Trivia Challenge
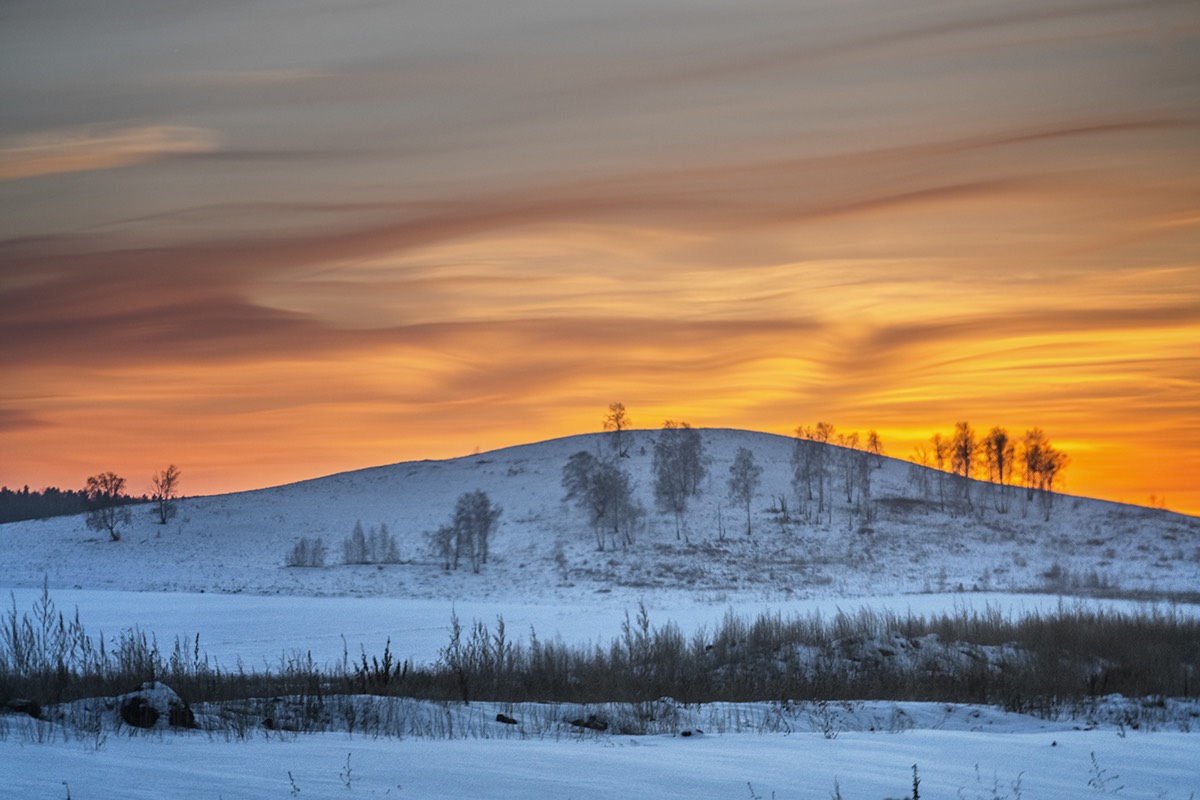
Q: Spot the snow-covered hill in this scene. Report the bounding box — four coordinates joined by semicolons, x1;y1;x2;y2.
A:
2;429;1197;601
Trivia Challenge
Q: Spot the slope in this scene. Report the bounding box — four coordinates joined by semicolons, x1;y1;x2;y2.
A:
1;429;1196;602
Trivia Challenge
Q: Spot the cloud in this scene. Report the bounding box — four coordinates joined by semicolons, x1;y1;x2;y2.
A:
0;125;222;181
0;410;50;433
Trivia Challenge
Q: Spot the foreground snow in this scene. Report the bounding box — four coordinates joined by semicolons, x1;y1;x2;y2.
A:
5;725;1198;799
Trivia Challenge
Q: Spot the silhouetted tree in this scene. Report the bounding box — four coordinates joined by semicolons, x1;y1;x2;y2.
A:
865;430;885;461
727;447;762;537
950;421;977;510
1021;428;1069;520
653;421;706;540
792;423;834;518
84;472;131;541
603;402;631;457
150;464;181;525
982;427;1015;513
838;431;860;503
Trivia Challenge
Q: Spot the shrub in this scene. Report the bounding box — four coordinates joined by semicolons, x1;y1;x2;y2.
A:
286;537;326;568
343;521;400;565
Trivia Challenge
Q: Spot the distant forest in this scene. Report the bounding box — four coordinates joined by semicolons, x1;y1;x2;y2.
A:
0;486;146;525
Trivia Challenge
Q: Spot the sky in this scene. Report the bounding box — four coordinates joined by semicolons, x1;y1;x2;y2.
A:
1;0;1198;513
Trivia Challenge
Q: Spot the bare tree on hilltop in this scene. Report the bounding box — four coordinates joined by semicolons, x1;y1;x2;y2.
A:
84;472;131;541
982;427;1015;513
1021;428;1069;520
916;422;1068;520
150;464;181;525
792;422;834;520
950;421;978;511
603;402;631;457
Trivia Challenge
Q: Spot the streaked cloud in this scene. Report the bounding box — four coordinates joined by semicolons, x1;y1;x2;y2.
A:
0;125;221;181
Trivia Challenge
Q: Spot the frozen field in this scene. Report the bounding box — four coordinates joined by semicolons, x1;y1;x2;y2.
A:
4;585;1198;798
5;725;1199;799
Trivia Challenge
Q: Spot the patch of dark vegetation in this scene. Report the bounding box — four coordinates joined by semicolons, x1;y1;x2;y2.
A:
3;585;1198;719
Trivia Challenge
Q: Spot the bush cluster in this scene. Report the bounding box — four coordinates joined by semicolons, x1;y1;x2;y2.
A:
343;521;400;565
285;538;327;568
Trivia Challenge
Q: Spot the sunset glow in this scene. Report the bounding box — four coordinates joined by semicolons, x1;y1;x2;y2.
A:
2;0;1198;513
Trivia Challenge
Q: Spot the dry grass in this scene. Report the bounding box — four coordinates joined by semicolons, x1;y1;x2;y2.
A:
3;585;1198;716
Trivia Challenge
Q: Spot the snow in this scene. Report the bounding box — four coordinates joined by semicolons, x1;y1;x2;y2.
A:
4;727;1198;799
1;429;1198;797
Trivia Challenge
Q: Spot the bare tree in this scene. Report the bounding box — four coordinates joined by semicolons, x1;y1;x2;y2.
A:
982;426;1015;513
908;445;934;502
344;521;400;565
865;430;885;461
287;537;326;567
930;433;949;512
84;471;131;541
430;525;456;571
563;451;641;550
727;447;762;537
792;423;833;519
345;519;369;564
838;431;860;503
653;421;706;540
1021;428;1068;520
149;464;181;525
949;421;977;510
452;490;502;573
603;402;632;457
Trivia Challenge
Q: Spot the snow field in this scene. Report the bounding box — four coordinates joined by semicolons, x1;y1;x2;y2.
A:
4;727;1198;800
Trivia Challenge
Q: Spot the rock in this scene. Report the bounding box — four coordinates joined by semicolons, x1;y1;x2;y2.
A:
117;682;196;730
4;699;41;719
496;713;518;725
568;714;608;732
120;696;160;728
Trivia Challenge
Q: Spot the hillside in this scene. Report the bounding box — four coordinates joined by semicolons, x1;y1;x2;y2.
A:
1;429;1196;602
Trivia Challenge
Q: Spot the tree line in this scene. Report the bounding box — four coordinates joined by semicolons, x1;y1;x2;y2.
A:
559;405;1073;551
910;423;1067;519
0;486;96;524
0;466;182;537
563;404;772;548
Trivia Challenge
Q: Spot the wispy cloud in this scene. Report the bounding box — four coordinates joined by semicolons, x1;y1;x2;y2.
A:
1;0;1198;511
0;125;221;181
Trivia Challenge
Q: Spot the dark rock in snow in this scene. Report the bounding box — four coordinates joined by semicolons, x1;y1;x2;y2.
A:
496;713;518;725
4;698;41;719
568;714;608;731
120;696;160;728
117;682;196;730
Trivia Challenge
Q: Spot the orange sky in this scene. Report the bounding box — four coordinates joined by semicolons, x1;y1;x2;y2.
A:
2;0;1198;514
